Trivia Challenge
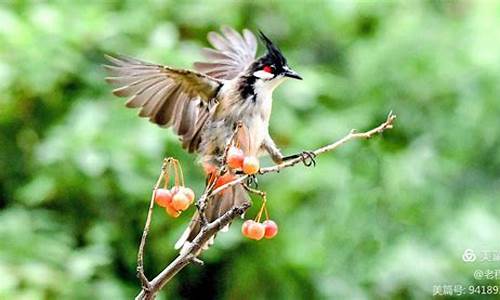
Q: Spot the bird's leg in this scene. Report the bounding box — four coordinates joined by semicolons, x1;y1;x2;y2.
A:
262;135;284;165
262;134;317;167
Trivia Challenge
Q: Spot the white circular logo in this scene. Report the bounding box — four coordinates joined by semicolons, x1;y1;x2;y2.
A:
462;249;476;262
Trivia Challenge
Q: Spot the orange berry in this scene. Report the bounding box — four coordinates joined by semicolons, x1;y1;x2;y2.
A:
180;187;195;204
263;220;278;239
227;146;244;169
243;156;260;175
241;220;253;237
154;188;172;208
165;205;181;218
171;191;190;211
170;186;180;195
247;222;265;240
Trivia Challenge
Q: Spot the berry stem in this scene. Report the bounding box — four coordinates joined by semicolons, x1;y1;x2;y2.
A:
241;183;268;223
163;159;171;189
222;121;243;168
246;125;252;155
172;159;180;186
264;204;270;220
175;159;185;187
254;194;267;223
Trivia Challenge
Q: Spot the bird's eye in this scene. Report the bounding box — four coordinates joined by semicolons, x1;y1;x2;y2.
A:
263;65;273;73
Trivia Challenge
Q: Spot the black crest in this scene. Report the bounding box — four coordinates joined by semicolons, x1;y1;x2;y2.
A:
258;30;287;67
239;30;292;100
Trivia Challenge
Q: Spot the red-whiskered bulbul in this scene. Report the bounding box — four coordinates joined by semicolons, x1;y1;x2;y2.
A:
104;26;314;252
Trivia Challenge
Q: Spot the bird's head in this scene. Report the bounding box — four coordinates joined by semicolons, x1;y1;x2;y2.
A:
248;31;302;87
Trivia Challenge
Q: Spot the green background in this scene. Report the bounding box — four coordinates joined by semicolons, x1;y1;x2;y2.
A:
1;0;500;299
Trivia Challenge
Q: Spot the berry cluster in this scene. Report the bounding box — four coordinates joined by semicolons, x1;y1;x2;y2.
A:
153;159;195;218
155;186;195;218
241;194;278;240
242;219;278;240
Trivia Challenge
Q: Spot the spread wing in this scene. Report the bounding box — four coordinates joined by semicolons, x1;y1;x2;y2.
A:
104;54;222;152
193;26;257;80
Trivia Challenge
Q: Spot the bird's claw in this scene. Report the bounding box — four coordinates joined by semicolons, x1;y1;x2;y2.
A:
283;151;316;167
246;175;259;188
282;151;317;167
299;151;316;167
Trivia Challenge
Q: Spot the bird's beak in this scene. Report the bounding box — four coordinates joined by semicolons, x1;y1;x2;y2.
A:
283;68;302;80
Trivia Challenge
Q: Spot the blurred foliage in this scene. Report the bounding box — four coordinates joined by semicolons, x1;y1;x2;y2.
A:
1;0;500;299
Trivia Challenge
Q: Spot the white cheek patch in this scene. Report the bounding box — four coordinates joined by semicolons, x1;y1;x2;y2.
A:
253;70;274;80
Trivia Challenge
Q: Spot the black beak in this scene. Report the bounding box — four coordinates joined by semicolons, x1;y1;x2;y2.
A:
283;68;302;80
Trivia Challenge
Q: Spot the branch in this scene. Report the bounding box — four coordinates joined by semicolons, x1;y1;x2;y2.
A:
134;111;396;300
135;203;251;300
211;111;397;194
136;159;169;290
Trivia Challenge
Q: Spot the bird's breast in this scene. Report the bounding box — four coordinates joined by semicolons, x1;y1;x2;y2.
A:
242;92;273;152
200;87;273;160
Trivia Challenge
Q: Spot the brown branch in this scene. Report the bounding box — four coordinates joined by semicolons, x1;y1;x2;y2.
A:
210;111;397;194
135;203;251;300
134;111;396;300
136;159;170;290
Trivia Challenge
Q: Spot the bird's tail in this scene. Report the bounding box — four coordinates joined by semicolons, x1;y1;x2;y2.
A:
175;174;249;253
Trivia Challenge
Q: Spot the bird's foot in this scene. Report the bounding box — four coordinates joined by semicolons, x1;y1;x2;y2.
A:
245;174;259;189
283;151;317;167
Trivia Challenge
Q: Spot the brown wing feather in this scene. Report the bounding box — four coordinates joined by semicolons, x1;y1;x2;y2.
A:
104;54;222;152
182;106;211;152
193;26;257;80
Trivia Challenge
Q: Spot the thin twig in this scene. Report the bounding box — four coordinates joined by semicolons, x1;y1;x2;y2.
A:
242;183;266;198
136;158;170;290
260;110;396;173
135;112;396;300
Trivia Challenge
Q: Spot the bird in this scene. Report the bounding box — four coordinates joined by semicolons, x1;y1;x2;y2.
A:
104;26;315;252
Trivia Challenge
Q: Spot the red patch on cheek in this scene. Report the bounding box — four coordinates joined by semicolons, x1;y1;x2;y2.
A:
263;66;272;73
